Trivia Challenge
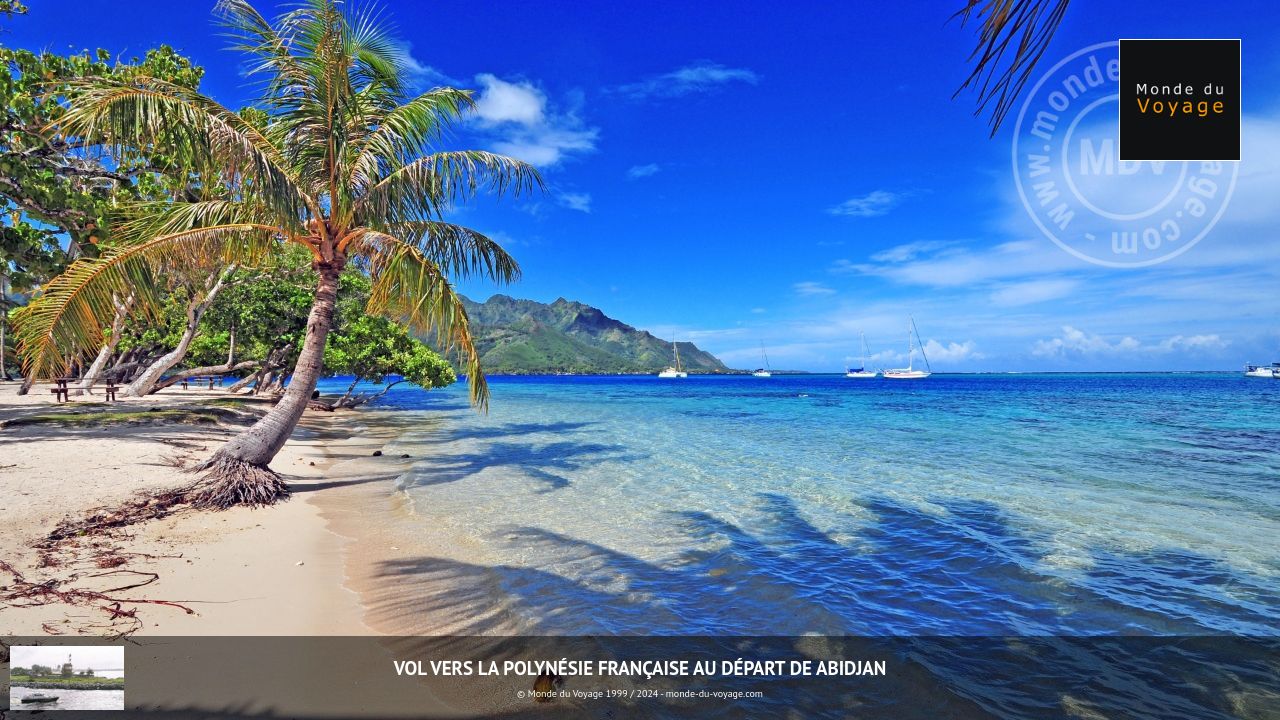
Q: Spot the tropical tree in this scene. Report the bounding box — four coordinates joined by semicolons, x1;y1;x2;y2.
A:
323;272;456;407
15;0;541;507
0;45;205;390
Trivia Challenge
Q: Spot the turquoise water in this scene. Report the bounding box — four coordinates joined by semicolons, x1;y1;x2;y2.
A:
324;372;1280;639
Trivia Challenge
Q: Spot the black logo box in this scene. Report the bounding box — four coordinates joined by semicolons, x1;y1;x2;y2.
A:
1119;39;1241;161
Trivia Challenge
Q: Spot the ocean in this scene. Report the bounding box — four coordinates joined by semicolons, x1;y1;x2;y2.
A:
318;372;1280;717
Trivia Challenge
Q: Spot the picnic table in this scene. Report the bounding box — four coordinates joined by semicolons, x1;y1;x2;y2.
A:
49;378;118;402
180;376;224;390
50;377;72;402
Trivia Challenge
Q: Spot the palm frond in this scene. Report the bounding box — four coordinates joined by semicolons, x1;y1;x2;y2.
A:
358;150;544;224
115;199;300;245
953;0;1071;135
214;0;312;103
14;225;282;379
359;231;489;410
347;221;520;283
55;74;321;222
348;87;475;193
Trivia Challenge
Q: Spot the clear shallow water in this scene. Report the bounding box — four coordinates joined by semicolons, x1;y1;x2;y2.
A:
323;373;1280;637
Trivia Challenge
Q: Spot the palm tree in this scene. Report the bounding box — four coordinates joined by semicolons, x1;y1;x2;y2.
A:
953;0;1072;135
15;0;541;507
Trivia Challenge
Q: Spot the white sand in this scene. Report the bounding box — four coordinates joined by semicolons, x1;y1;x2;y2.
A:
0;382;372;637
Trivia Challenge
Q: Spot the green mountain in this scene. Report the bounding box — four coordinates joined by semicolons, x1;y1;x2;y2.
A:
459;294;729;374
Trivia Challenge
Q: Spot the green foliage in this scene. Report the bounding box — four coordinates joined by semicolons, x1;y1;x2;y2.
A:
324;272;454;391
184;248;317;368
0;0;28;18
14;0;539;411
0;44;203;254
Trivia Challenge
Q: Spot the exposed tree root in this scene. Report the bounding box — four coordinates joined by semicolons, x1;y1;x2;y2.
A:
0;559;194;638
186;455;291;509
43;484;196;544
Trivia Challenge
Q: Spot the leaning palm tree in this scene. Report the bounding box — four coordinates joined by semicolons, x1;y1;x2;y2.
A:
15;0;541;507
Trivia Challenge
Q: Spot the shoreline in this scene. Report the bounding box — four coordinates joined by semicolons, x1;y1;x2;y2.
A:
1;382;550;716
0;382;414;638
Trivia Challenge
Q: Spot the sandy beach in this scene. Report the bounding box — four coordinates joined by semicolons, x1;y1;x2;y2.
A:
0;381;401;638
0;382;564;718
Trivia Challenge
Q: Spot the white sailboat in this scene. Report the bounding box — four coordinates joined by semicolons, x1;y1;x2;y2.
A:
846;332;878;378
883;318;931;379
1244;363;1279;378
658;338;688;378
752;341;772;377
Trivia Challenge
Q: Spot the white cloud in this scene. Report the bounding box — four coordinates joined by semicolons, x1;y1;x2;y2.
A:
988;279;1078;307
1031;326;1225;357
616;61;757;99
473;73;545;124
398;44;462;88
793;281;836;297
557;192;592;213
922;339;984;363
471;74;598;167
828;190;909;218
1153;334;1227;352
869;240;957;263
750;307;767;314
627;163;661;179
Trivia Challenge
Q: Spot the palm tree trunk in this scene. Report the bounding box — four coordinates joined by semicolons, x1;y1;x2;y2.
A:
191;264;342;507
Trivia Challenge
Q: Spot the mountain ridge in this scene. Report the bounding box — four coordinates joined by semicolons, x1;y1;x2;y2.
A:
458;294;729;375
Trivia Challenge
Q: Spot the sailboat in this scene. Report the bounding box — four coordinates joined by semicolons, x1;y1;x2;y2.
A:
846;332;878;378
883;318;931;379
752;341;772;377
658;338;688;378
1244;362;1279;378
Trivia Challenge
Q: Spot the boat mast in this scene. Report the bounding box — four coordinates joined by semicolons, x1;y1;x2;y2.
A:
673;339;682;372
760;341;770;370
911;316;931;373
860;331;868;369
906;323;914;371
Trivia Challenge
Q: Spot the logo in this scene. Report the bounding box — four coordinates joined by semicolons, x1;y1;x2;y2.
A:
1119;39;1240;161
1012;42;1238;268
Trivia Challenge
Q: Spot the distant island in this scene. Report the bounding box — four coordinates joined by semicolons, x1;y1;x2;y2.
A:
459;295;730;375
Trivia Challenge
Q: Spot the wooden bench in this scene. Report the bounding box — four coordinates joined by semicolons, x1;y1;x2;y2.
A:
180;376;222;390
49;378;72;402
104;381;118;402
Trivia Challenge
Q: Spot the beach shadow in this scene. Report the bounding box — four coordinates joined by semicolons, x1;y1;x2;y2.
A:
370;492;1280;636
362;492;1280;718
405;439;642;493
431;420;597;442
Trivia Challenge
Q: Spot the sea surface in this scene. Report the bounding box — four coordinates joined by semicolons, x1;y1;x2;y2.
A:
8;687;124;710
319;373;1280;717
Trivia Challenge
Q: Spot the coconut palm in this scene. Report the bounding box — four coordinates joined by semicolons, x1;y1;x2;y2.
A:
15;0;541;507
954;0;1072;135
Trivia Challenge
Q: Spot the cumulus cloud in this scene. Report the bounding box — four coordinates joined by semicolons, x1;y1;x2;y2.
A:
923;339;984;363
627;163;661;179
471;74;597;167
616;61;758;99
1032;326;1225;357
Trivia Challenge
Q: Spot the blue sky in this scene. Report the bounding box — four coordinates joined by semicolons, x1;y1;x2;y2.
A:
9;0;1280;371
